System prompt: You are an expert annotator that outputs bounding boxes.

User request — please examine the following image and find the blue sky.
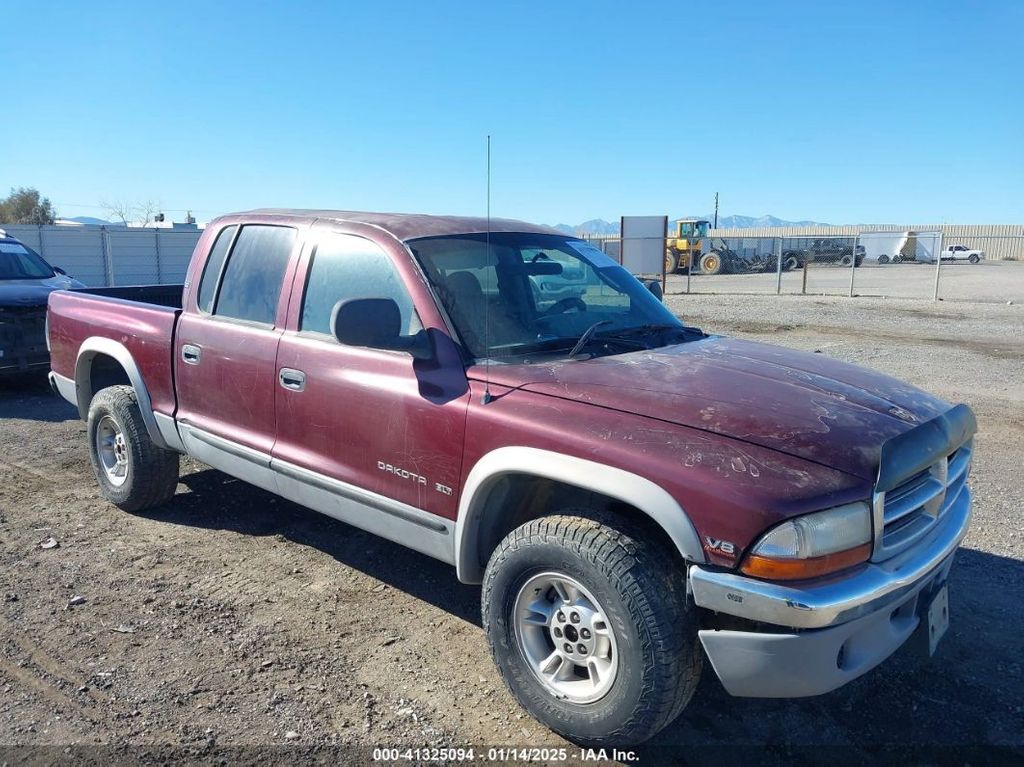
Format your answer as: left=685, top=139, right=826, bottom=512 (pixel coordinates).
left=3, top=1, right=1021, bottom=225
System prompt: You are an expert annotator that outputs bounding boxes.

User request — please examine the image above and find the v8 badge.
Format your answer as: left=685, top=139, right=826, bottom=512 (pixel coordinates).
left=704, top=536, right=736, bottom=556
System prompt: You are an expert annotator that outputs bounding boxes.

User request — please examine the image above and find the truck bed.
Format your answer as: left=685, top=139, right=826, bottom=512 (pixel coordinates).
left=47, top=285, right=183, bottom=417
left=71, top=284, right=184, bottom=309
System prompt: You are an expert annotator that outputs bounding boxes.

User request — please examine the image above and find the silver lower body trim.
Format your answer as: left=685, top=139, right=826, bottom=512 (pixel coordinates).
left=49, top=371, right=78, bottom=406
left=689, top=485, right=971, bottom=630
left=153, top=412, right=186, bottom=453
left=176, top=422, right=455, bottom=564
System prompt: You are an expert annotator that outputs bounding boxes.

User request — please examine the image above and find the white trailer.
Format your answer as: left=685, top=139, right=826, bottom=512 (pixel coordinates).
left=857, top=231, right=942, bottom=264
left=858, top=232, right=908, bottom=264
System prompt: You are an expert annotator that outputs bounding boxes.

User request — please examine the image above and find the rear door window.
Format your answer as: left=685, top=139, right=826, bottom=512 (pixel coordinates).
left=214, top=225, right=296, bottom=325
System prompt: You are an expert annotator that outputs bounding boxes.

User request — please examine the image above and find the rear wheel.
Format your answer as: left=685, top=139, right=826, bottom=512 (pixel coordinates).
left=482, top=513, right=702, bottom=745
left=878, top=255, right=890, bottom=264
left=699, top=252, right=724, bottom=275
left=664, top=250, right=679, bottom=274
left=968, top=254, right=980, bottom=264
left=87, top=385, right=179, bottom=512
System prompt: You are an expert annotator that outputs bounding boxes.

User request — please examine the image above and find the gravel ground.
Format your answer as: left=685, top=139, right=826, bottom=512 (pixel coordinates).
left=1, top=292, right=1022, bottom=764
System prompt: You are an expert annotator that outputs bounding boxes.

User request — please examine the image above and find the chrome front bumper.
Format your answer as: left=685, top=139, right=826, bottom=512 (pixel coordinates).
left=689, top=485, right=971, bottom=698
left=689, top=484, right=971, bottom=630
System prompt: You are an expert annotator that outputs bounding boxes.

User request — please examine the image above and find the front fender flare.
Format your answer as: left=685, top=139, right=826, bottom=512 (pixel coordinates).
left=454, top=446, right=705, bottom=583
left=75, top=336, right=168, bottom=449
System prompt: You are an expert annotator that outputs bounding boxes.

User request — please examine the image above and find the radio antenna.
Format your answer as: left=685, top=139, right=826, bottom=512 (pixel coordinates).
left=482, top=134, right=493, bottom=404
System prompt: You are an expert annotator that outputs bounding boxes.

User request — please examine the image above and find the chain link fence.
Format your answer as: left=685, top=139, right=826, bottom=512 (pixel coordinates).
left=5, top=223, right=1022, bottom=303
left=587, top=232, right=1024, bottom=304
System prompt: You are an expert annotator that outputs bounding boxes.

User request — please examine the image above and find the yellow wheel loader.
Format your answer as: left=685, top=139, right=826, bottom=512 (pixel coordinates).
left=665, top=218, right=711, bottom=273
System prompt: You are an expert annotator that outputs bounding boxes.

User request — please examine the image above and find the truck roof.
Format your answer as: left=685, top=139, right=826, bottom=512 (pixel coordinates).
left=215, top=209, right=565, bottom=242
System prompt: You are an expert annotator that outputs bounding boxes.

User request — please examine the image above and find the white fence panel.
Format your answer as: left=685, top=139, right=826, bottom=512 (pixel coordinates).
left=108, top=229, right=159, bottom=286
left=40, top=228, right=109, bottom=287
left=2, top=225, right=43, bottom=252
left=1, top=225, right=201, bottom=287
left=156, top=230, right=200, bottom=283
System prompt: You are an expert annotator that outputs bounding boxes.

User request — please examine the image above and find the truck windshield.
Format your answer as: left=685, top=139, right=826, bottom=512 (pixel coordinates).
left=407, top=232, right=691, bottom=361
left=0, top=241, right=55, bottom=280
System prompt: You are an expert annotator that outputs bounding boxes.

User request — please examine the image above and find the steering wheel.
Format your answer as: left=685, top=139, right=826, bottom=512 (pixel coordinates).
left=543, top=297, right=587, bottom=316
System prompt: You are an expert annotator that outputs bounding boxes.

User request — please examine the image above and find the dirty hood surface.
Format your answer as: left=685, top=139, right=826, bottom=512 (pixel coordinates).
left=483, top=336, right=951, bottom=480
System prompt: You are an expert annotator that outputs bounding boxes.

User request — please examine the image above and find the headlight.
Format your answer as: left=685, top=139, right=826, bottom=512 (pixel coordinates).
left=740, top=502, right=872, bottom=580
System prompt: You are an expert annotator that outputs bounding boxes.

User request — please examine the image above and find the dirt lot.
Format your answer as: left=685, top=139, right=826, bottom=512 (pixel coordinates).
left=1, top=292, right=1022, bottom=763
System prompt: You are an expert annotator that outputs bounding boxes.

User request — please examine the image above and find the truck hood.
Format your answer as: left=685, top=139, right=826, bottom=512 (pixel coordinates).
left=481, top=336, right=950, bottom=480
left=0, top=276, right=84, bottom=307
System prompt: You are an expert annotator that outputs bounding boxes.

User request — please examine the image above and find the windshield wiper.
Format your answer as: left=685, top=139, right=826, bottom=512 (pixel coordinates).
left=603, top=323, right=682, bottom=335
left=568, top=320, right=613, bottom=357
left=599, top=323, right=704, bottom=340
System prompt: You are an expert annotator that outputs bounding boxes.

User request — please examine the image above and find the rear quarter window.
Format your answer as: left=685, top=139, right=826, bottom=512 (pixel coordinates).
left=196, top=225, right=237, bottom=313
left=213, top=225, right=296, bottom=325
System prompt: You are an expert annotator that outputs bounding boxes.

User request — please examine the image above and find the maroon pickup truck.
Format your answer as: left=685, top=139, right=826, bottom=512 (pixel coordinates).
left=47, top=210, right=975, bottom=744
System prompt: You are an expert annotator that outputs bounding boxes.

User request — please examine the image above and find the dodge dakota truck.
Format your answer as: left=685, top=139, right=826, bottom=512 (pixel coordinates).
left=47, top=209, right=975, bottom=745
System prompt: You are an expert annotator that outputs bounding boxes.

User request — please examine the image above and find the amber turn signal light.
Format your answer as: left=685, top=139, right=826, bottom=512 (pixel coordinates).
left=740, top=542, right=872, bottom=581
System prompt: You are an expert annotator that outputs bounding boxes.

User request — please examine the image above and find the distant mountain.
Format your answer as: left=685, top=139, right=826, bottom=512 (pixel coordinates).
left=696, top=214, right=830, bottom=229
left=59, top=216, right=117, bottom=226
left=553, top=219, right=621, bottom=236
left=551, top=214, right=829, bottom=236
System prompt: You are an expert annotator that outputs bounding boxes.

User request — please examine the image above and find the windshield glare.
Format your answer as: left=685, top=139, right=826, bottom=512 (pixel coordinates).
left=0, top=240, right=54, bottom=280
left=407, top=232, right=684, bottom=360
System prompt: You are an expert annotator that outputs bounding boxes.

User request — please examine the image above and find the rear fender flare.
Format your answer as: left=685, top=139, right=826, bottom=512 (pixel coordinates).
left=454, top=446, right=705, bottom=583
left=75, top=337, right=168, bottom=449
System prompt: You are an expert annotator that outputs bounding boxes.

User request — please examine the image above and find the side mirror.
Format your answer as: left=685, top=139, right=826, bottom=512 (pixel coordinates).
left=644, top=279, right=664, bottom=301
left=331, top=297, right=431, bottom=359
left=53, top=266, right=67, bottom=276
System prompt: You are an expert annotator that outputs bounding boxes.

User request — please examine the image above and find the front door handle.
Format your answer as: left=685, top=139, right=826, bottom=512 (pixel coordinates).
left=279, top=368, right=306, bottom=392
left=181, top=344, right=202, bottom=365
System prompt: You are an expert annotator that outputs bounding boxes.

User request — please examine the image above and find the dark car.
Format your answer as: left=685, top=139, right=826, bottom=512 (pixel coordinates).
left=0, top=229, right=85, bottom=376
left=783, top=237, right=866, bottom=269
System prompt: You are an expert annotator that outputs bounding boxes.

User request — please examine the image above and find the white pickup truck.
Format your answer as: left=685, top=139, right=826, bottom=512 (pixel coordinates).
left=932, top=245, right=985, bottom=264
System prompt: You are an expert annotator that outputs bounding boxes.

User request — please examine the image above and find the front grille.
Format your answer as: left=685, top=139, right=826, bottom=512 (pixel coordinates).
left=873, top=441, right=972, bottom=560
left=0, top=306, right=49, bottom=361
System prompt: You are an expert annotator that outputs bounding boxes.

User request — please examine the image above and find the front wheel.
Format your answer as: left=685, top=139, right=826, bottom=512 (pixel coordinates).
left=878, top=255, right=890, bottom=264
left=87, top=385, right=180, bottom=512
left=664, top=250, right=680, bottom=274
left=699, top=252, right=724, bottom=275
left=482, top=514, right=702, bottom=745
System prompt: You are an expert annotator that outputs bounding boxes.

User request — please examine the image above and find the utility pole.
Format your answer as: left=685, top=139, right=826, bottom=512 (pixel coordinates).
left=713, top=192, right=719, bottom=229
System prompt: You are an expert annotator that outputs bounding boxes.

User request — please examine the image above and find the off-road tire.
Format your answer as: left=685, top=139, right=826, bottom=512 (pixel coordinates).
left=699, top=252, right=724, bottom=275
left=482, top=513, right=702, bottom=746
left=664, top=250, right=680, bottom=274
left=87, top=385, right=179, bottom=512
left=783, top=255, right=800, bottom=271
left=968, top=254, right=980, bottom=264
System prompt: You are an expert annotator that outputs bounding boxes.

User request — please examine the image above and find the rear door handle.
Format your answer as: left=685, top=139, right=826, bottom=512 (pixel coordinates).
left=279, top=368, right=306, bottom=392
left=181, top=344, right=202, bottom=365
